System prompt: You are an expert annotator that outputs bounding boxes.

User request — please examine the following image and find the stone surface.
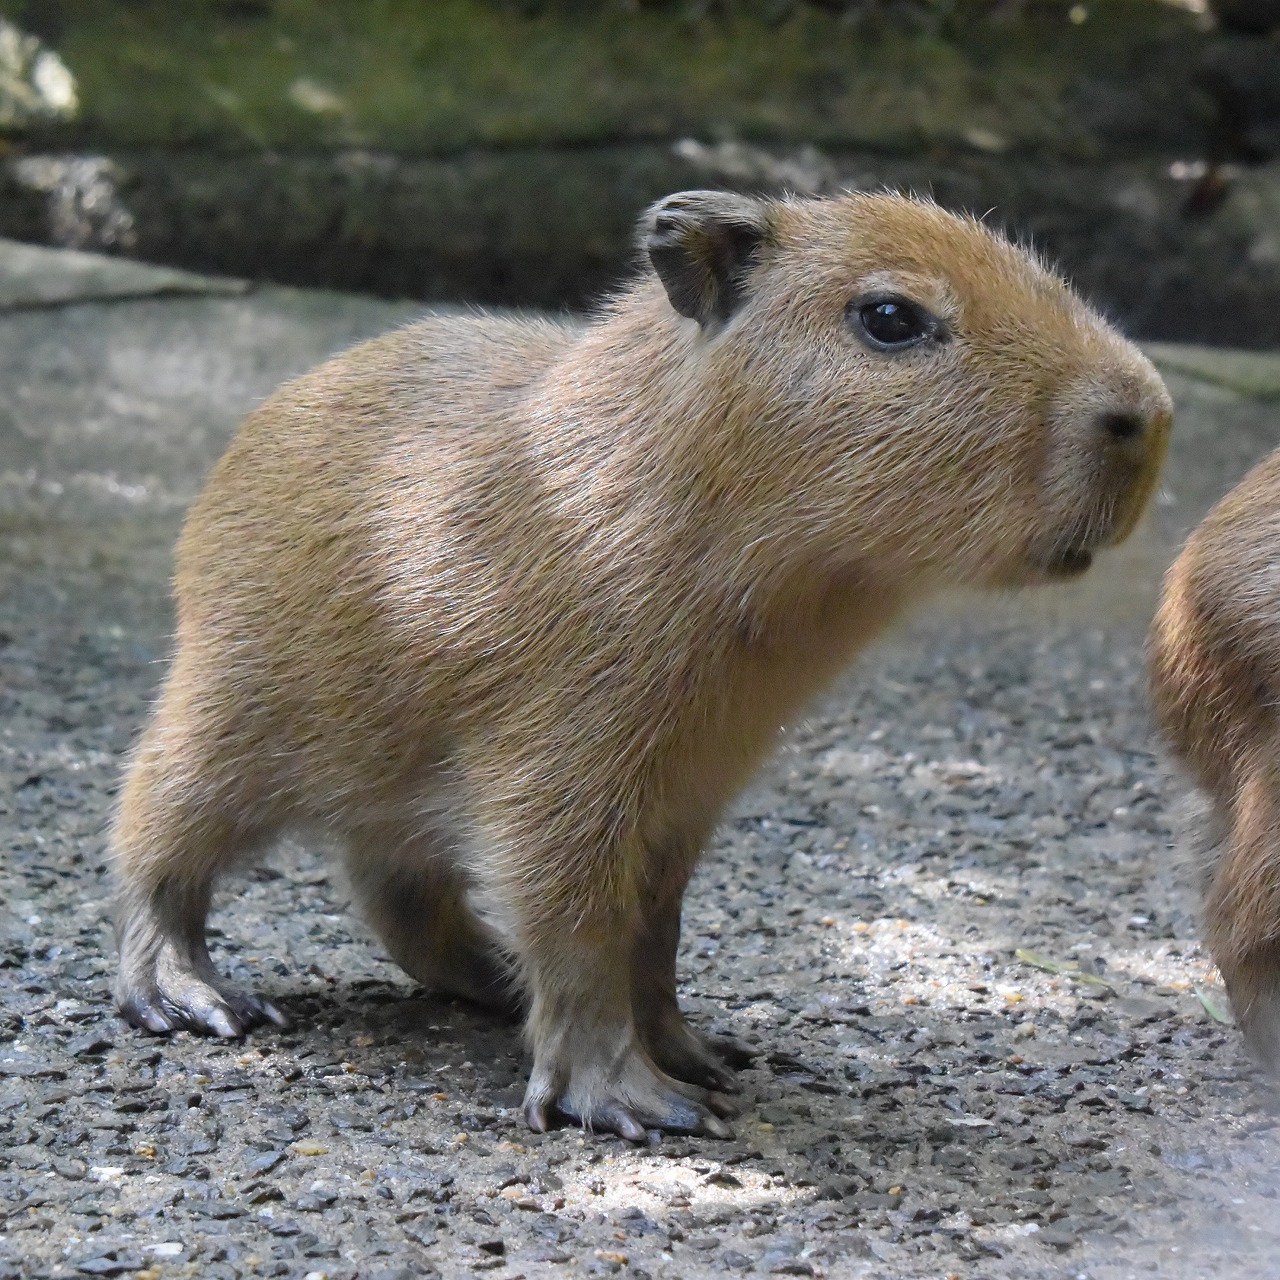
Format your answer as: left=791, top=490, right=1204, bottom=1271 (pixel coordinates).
left=2, top=244, right=1280, bottom=1279
left=0, top=235, right=246, bottom=307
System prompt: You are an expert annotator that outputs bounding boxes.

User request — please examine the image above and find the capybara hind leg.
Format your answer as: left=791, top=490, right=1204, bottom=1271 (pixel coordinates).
left=633, top=883, right=752, bottom=1094
left=1206, top=762, right=1280, bottom=1070
left=113, top=726, right=284, bottom=1038
left=344, top=837, right=518, bottom=1016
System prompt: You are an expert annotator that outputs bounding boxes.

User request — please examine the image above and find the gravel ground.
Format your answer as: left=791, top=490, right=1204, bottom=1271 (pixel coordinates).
left=2, top=248, right=1279, bottom=1280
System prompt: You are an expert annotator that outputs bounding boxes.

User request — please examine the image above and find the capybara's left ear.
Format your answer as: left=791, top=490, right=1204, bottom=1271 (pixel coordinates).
left=640, top=190, right=774, bottom=329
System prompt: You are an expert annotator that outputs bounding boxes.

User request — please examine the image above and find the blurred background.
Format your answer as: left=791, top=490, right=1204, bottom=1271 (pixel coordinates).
left=1, top=0, right=1279, bottom=345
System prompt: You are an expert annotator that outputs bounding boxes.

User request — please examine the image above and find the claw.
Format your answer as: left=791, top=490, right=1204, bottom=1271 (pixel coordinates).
left=597, top=1106, right=647, bottom=1143
left=523, top=1097, right=552, bottom=1133
left=202, top=1004, right=242, bottom=1038
left=257, top=998, right=289, bottom=1028
left=119, top=996, right=174, bottom=1035
left=702, top=1112, right=734, bottom=1140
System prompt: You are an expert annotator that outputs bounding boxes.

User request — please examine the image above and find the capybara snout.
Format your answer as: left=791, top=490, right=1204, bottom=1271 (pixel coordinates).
left=1023, top=344, right=1171, bottom=582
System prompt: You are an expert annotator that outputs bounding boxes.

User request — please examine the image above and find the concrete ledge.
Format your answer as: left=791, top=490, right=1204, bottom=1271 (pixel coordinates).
left=0, top=236, right=248, bottom=308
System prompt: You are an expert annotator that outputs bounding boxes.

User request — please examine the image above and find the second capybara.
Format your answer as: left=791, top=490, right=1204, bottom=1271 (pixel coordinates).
left=112, top=189, right=1172, bottom=1139
left=1151, top=447, right=1280, bottom=1070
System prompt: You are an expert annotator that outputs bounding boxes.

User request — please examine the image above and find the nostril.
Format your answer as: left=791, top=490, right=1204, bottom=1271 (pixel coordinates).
left=1099, top=410, right=1144, bottom=442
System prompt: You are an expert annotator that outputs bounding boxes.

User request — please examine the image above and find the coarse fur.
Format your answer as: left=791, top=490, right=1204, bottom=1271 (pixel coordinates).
left=112, top=190, right=1172, bottom=1139
left=1150, top=447, right=1280, bottom=1071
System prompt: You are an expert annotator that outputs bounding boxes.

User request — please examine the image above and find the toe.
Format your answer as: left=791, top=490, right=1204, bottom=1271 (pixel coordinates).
left=701, top=1061, right=741, bottom=1094
left=666, top=1049, right=739, bottom=1094
left=701, top=1089, right=740, bottom=1120
left=766, top=1048, right=808, bottom=1072
left=119, top=994, right=175, bottom=1035
left=200, top=1004, right=244, bottom=1038
left=523, top=1097, right=552, bottom=1133
left=665, top=1073, right=741, bottom=1119
left=709, top=1034, right=757, bottom=1069
left=647, top=1021, right=745, bottom=1093
left=170, top=990, right=246, bottom=1038
left=640, top=1088, right=736, bottom=1138
left=646, top=1093, right=734, bottom=1138
left=138, top=1007, right=174, bottom=1034
left=228, top=992, right=288, bottom=1030
left=593, top=1105, right=647, bottom=1143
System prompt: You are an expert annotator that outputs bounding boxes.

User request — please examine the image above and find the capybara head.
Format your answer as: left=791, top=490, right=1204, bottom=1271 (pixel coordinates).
left=641, top=189, right=1172, bottom=591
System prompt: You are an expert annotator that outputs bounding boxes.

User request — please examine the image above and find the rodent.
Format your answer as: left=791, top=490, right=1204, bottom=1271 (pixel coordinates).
left=1150, top=448, right=1280, bottom=1071
left=111, top=189, right=1172, bottom=1139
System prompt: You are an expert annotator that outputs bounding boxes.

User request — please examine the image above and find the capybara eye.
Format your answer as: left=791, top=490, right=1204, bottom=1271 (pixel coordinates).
left=854, top=296, right=938, bottom=351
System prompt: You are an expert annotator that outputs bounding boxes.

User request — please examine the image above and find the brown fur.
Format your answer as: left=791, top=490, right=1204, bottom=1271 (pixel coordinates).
left=112, top=190, right=1171, bottom=1138
left=1150, top=448, right=1280, bottom=1069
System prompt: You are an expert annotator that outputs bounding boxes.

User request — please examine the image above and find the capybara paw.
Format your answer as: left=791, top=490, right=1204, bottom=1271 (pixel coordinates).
left=117, top=972, right=286, bottom=1039
left=522, top=1051, right=737, bottom=1141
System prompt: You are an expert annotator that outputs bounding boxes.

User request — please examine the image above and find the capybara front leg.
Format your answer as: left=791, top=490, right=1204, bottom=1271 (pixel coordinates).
left=517, top=902, right=736, bottom=1140
left=632, top=884, right=752, bottom=1093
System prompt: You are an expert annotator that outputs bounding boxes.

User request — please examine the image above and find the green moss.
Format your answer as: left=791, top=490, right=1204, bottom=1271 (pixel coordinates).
left=3, top=0, right=1207, bottom=155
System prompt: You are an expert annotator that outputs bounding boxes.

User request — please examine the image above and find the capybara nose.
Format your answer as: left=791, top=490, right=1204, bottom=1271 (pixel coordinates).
left=1086, top=391, right=1170, bottom=548
left=1098, top=408, right=1146, bottom=442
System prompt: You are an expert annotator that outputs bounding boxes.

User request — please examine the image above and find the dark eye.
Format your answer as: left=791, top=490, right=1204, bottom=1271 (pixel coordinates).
left=853, top=296, right=940, bottom=351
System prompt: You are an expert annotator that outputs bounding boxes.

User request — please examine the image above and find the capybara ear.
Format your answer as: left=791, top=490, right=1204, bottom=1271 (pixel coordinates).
left=641, top=190, right=774, bottom=328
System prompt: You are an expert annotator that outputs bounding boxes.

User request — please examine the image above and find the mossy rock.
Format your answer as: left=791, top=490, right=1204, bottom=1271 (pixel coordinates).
left=4, top=0, right=1216, bottom=157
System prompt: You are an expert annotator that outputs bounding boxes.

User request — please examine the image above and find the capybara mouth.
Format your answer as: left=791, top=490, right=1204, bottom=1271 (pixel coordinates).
left=1047, top=546, right=1094, bottom=577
